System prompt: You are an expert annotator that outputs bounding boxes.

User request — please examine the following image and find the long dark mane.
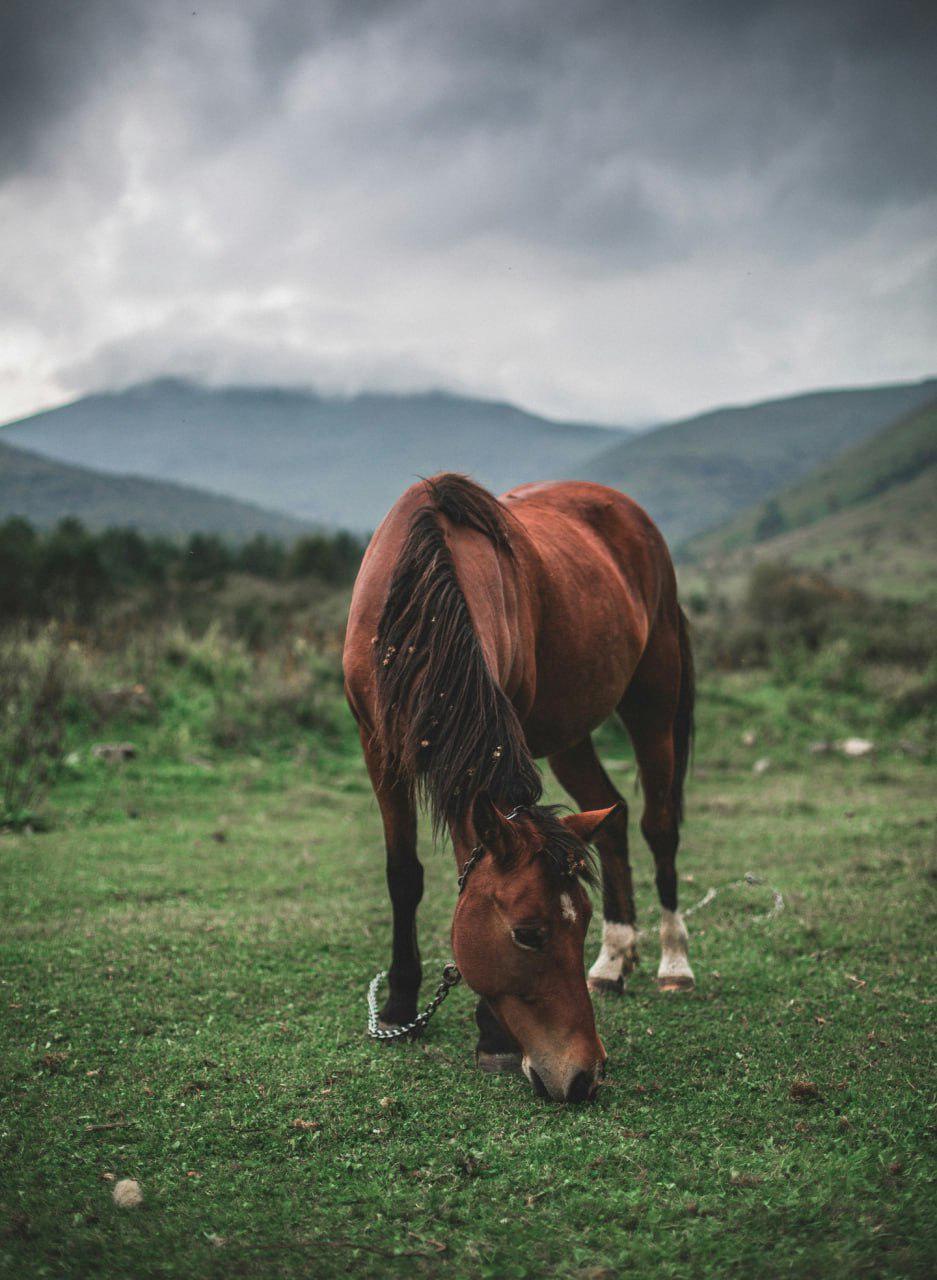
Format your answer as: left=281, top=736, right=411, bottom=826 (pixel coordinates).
left=373, top=474, right=542, bottom=835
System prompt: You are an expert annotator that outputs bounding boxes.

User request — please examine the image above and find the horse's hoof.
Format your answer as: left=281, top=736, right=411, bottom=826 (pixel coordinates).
left=656, top=975, right=695, bottom=993
left=377, top=1019, right=424, bottom=1039
left=476, top=1050, right=523, bottom=1074
left=588, top=976, right=624, bottom=996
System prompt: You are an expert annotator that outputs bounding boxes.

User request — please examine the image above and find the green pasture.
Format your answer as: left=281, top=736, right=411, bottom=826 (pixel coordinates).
left=1, top=676, right=935, bottom=1278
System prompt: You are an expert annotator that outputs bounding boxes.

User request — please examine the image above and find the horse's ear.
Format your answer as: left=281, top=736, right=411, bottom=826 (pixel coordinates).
left=471, top=792, right=518, bottom=861
left=561, top=804, right=623, bottom=845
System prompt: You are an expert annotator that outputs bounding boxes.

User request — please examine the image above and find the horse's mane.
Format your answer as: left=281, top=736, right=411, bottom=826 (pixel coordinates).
left=373, top=474, right=542, bottom=836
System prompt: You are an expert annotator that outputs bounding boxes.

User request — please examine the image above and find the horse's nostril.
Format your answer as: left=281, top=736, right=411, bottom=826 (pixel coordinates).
left=528, top=1068, right=550, bottom=1099
left=566, top=1070, right=597, bottom=1104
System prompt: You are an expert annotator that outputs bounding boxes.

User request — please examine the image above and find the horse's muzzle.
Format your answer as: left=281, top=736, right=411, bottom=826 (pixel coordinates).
left=527, top=1062, right=599, bottom=1104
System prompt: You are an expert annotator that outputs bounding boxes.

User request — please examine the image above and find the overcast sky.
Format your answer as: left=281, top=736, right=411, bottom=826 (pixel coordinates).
left=1, top=0, right=935, bottom=426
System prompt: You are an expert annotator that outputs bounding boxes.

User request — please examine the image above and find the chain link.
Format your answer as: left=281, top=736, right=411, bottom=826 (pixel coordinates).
left=367, top=963, right=462, bottom=1040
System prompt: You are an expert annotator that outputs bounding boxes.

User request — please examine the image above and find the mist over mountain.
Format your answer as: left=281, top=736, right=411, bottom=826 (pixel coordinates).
left=0, top=380, right=630, bottom=531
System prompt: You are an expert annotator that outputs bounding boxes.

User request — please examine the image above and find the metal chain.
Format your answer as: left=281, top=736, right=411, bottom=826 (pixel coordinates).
left=366, top=839, right=486, bottom=1040
left=456, top=844, right=485, bottom=894
left=367, top=963, right=462, bottom=1040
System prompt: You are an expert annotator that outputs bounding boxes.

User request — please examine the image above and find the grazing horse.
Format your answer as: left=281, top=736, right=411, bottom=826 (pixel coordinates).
left=343, top=474, right=695, bottom=1102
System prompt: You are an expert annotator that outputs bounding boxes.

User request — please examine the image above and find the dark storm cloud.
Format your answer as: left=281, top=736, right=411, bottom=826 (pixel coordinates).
left=0, top=0, right=146, bottom=177
left=0, top=0, right=935, bottom=422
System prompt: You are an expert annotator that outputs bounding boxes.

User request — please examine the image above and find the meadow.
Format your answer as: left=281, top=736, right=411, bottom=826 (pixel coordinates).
left=1, top=542, right=935, bottom=1278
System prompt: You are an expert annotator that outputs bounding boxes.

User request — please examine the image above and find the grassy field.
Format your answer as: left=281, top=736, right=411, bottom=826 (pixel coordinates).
left=1, top=666, right=935, bottom=1279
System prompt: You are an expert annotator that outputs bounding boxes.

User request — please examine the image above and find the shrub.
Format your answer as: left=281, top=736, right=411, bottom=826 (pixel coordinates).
left=0, top=634, right=70, bottom=829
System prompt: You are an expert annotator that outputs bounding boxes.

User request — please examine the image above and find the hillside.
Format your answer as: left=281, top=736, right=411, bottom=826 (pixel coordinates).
left=0, top=438, right=310, bottom=540
left=576, top=378, right=937, bottom=544
left=687, top=398, right=937, bottom=556
left=0, top=380, right=629, bottom=531
left=679, top=399, right=937, bottom=603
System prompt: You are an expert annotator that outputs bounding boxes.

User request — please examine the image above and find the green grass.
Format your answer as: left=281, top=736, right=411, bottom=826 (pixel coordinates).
left=2, top=678, right=935, bottom=1278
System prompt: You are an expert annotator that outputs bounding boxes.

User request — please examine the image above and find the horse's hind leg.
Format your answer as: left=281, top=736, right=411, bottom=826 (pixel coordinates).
left=619, top=636, right=696, bottom=993
left=548, top=737, right=637, bottom=994
left=360, top=729, right=424, bottom=1029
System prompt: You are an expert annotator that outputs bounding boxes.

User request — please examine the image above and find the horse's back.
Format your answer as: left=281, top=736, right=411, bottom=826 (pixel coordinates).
left=498, top=480, right=680, bottom=753
left=502, top=479, right=667, bottom=555
left=500, top=479, right=676, bottom=622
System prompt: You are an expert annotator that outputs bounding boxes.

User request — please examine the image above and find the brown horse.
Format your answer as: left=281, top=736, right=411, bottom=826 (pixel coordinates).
left=343, top=473, right=695, bottom=1102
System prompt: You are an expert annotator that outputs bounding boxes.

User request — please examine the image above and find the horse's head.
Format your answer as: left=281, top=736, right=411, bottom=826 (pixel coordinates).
left=451, top=794, right=619, bottom=1103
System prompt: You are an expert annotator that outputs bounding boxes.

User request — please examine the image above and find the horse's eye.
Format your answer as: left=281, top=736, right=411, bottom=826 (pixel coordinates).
left=511, top=925, right=547, bottom=951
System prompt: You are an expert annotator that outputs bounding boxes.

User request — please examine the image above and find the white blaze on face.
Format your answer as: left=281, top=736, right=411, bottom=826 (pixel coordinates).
left=588, top=920, right=638, bottom=983
left=658, top=908, right=694, bottom=982
left=559, top=892, right=577, bottom=923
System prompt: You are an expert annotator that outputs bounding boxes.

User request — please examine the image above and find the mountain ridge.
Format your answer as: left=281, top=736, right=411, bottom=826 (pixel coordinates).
left=678, top=397, right=937, bottom=603
left=0, top=379, right=631, bottom=531
left=576, top=377, right=937, bottom=545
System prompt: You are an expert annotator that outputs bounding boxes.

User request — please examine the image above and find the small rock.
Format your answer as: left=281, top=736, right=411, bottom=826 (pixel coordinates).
left=92, top=742, right=137, bottom=764
left=741, top=730, right=757, bottom=748
left=753, top=757, right=771, bottom=775
left=838, top=737, right=874, bottom=758
left=809, top=741, right=834, bottom=755
left=112, top=1178, right=143, bottom=1208
left=185, top=755, right=215, bottom=771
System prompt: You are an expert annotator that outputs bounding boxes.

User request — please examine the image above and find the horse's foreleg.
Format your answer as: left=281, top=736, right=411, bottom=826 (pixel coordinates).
left=548, top=737, right=637, bottom=994
left=474, top=997, right=523, bottom=1073
left=361, top=730, right=424, bottom=1028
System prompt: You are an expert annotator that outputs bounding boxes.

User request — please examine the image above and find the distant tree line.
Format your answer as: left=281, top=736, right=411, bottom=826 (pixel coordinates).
left=0, top=517, right=367, bottom=625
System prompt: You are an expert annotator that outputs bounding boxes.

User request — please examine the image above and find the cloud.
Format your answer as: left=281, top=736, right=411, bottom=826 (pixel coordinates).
left=0, top=0, right=935, bottom=424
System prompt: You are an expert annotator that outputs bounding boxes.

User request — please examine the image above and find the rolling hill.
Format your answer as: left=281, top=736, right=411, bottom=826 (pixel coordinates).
left=679, top=398, right=937, bottom=602
left=0, top=438, right=311, bottom=540
left=0, top=380, right=630, bottom=531
left=576, top=378, right=937, bottom=545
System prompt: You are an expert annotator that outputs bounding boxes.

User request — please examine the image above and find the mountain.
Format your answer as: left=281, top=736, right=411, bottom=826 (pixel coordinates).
left=575, top=378, right=937, bottom=546
left=0, top=380, right=630, bottom=531
left=0, top=438, right=310, bottom=540
left=680, top=398, right=937, bottom=602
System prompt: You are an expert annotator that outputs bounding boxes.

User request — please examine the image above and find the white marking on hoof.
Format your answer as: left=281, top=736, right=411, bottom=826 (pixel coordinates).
left=658, top=908, right=695, bottom=989
left=588, top=921, right=638, bottom=988
left=559, top=892, right=577, bottom=923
